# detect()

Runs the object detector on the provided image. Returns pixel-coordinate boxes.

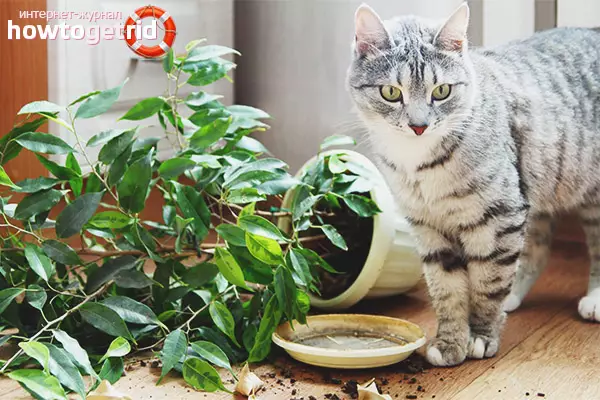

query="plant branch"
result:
[0,284,108,374]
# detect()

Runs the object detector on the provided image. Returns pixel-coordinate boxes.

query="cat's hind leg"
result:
[578,204,600,322]
[503,213,555,312]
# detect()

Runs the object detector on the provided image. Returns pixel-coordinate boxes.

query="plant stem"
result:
[136,286,236,352]
[0,285,107,374]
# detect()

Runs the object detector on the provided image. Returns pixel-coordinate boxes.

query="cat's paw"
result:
[467,335,499,359]
[578,293,600,322]
[503,293,522,312]
[426,338,467,367]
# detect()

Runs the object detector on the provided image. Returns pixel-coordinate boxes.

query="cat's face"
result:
[347,4,474,139]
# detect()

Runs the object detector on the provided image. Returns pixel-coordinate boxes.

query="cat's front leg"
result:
[413,225,470,366]
[460,209,526,359]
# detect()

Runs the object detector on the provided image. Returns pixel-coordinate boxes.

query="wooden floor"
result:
[1,240,599,400]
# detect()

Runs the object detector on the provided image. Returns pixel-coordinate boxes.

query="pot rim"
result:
[279,149,397,309]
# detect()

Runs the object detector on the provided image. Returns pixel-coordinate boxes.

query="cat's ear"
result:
[354,4,392,56]
[434,2,470,52]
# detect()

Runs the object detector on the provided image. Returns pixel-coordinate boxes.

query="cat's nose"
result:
[409,125,428,136]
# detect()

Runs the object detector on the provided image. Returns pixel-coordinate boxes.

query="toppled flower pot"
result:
[279,150,422,310]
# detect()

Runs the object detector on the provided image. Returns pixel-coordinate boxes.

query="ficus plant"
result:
[0,39,380,398]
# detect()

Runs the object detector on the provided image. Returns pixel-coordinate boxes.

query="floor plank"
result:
[0,241,594,399]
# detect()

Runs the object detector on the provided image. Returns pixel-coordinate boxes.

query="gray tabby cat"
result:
[347,2,600,366]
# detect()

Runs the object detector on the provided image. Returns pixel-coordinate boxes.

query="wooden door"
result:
[0,0,48,181]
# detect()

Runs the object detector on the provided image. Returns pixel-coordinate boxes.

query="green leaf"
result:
[107,142,133,187]
[343,194,381,217]
[69,91,101,107]
[320,224,348,250]
[234,136,270,154]
[102,296,160,325]
[55,192,103,238]
[14,189,63,220]
[190,341,233,374]
[227,105,270,120]
[15,132,75,155]
[181,263,219,288]
[0,118,46,165]
[86,166,104,193]
[175,183,210,241]
[292,193,320,221]
[183,357,229,392]
[189,107,231,128]
[288,248,312,287]
[209,302,240,347]
[189,117,231,149]
[44,342,86,398]
[229,246,273,285]
[18,101,63,115]
[213,248,249,289]
[65,153,83,196]
[35,154,79,180]
[75,79,127,119]
[215,224,246,247]
[79,303,133,339]
[238,215,288,242]
[186,45,240,62]
[19,341,50,371]
[185,39,207,52]
[120,97,166,121]
[248,296,283,362]
[243,324,257,352]
[0,166,18,189]
[100,337,131,362]
[297,248,339,274]
[186,59,235,86]
[160,329,187,382]
[239,202,255,218]
[114,270,155,289]
[7,369,67,400]
[98,357,124,384]
[185,92,223,110]
[226,188,266,204]
[86,128,130,147]
[117,150,152,213]
[328,154,347,174]
[85,256,137,292]
[98,129,135,165]
[88,211,134,229]
[26,285,47,311]
[320,134,356,150]
[53,330,98,381]
[245,232,283,265]
[223,158,287,188]
[296,290,311,315]
[42,240,81,265]
[14,177,58,193]
[159,157,197,180]
[274,266,297,320]
[24,243,55,282]
[163,48,174,73]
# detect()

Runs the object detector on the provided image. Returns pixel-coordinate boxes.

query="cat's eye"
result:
[431,84,452,101]
[379,85,403,103]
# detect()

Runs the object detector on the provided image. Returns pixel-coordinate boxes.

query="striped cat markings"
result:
[347,2,600,366]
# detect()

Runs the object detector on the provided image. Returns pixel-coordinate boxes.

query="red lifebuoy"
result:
[124,6,176,58]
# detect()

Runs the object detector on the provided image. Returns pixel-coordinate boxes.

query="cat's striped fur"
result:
[347,3,600,366]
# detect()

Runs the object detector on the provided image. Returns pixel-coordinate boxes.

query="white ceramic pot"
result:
[278,150,422,310]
